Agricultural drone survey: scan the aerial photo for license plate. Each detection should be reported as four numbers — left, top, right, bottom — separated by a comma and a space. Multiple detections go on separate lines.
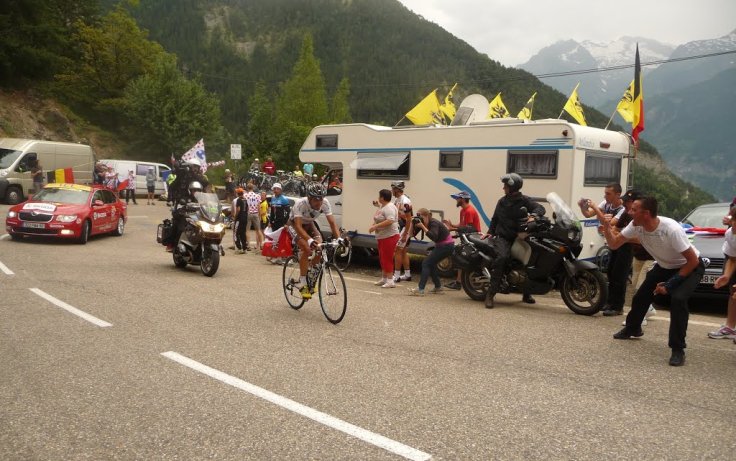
701, 274, 719, 284
23, 222, 46, 229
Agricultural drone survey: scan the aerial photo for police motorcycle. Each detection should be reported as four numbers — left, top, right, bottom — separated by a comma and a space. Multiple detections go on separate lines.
159, 188, 226, 277
451, 192, 607, 315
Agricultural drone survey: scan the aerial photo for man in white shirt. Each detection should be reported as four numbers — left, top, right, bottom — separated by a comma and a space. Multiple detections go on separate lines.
601, 196, 705, 366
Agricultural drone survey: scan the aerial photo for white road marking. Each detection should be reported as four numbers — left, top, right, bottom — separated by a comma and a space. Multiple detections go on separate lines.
359, 290, 383, 295
161, 351, 432, 461
29, 288, 112, 328
0, 234, 10, 241
343, 275, 377, 284
0, 260, 14, 275
125, 215, 149, 219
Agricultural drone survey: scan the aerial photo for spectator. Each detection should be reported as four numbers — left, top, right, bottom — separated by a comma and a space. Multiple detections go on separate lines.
303, 162, 314, 176
408, 209, 454, 296
224, 168, 235, 202
327, 170, 343, 195
229, 187, 244, 250
263, 157, 276, 176
602, 195, 705, 366
259, 190, 269, 231
125, 169, 137, 205
233, 188, 248, 254
104, 167, 118, 191
293, 164, 304, 177
145, 167, 156, 205
269, 183, 290, 231
244, 183, 263, 250
578, 182, 624, 223
621, 191, 657, 326
391, 181, 413, 283
708, 207, 736, 340
94, 161, 107, 185
249, 158, 260, 172
31, 158, 44, 192
443, 190, 482, 290
369, 189, 400, 288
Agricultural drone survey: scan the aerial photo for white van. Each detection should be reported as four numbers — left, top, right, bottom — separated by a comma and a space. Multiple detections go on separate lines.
99, 159, 171, 197
298, 118, 633, 262
0, 138, 96, 204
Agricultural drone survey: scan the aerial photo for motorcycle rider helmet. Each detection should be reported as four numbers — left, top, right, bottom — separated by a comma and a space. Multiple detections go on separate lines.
390, 180, 405, 191
501, 173, 523, 192
306, 182, 326, 199
188, 181, 203, 196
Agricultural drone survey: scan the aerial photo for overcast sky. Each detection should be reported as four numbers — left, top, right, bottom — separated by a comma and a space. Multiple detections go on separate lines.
396, 0, 736, 67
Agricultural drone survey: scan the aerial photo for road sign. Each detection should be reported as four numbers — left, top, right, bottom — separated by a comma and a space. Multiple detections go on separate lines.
230, 144, 242, 160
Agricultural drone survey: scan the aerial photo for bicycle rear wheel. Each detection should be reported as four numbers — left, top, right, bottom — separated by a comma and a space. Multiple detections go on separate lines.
318, 263, 347, 324
282, 256, 305, 309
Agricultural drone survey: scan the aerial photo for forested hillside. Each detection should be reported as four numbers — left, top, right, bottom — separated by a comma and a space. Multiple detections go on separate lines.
0, 0, 716, 217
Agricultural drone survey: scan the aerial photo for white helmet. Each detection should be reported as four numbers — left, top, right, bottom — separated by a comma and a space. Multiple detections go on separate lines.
188, 181, 203, 195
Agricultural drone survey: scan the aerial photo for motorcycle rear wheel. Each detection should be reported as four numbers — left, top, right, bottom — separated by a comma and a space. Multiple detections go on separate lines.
461, 268, 488, 301
560, 269, 607, 315
201, 248, 220, 276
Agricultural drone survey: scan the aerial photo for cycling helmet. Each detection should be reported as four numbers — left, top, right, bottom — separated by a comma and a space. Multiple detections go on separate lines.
501, 173, 523, 192
390, 180, 405, 190
188, 181, 203, 195
306, 182, 326, 199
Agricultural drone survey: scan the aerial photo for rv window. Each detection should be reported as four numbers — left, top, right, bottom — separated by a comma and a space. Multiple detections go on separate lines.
507, 150, 557, 178
584, 153, 621, 186
353, 152, 410, 179
439, 151, 463, 171
316, 135, 338, 149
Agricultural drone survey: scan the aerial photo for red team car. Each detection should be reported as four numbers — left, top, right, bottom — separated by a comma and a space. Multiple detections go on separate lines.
5, 183, 127, 244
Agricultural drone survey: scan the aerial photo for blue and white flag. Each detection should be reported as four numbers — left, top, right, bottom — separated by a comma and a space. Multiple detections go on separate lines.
181, 139, 207, 173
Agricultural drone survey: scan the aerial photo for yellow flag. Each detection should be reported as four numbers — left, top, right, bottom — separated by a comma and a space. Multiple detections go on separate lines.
406, 89, 443, 125
439, 83, 458, 122
488, 93, 511, 119
563, 84, 587, 126
517, 92, 537, 120
616, 80, 635, 124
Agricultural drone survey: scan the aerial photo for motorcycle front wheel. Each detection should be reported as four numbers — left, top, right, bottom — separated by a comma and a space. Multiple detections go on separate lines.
560, 269, 607, 315
201, 247, 220, 277
461, 267, 488, 301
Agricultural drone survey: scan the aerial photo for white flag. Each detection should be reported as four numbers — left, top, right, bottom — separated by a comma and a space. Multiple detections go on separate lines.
181, 139, 207, 172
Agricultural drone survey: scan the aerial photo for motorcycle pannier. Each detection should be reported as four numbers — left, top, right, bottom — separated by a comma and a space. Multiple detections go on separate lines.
157, 219, 173, 244
452, 242, 482, 269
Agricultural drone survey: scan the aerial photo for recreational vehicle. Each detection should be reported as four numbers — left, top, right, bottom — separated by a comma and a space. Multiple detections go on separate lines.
298, 118, 633, 262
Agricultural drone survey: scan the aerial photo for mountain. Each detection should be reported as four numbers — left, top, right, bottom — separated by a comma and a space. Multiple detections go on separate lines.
519, 37, 674, 107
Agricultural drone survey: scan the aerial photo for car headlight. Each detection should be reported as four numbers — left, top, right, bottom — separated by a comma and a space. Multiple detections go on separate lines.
198, 221, 225, 233
56, 215, 78, 223
7, 211, 17, 218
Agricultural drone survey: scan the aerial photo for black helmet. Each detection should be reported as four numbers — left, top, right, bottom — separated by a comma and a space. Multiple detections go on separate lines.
306, 182, 326, 199
390, 180, 405, 190
501, 173, 523, 192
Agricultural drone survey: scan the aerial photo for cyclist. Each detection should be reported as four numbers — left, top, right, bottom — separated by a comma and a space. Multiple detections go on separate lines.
288, 182, 341, 299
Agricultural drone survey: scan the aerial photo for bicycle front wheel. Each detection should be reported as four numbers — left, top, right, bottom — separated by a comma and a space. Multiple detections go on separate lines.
282, 256, 305, 310
318, 263, 347, 324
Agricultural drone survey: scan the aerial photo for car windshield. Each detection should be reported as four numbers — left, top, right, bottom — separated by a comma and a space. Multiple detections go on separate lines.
0, 148, 22, 169
682, 205, 729, 228
33, 187, 90, 205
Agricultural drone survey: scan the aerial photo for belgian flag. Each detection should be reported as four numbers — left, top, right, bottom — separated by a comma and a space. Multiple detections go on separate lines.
46, 168, 75, 184
631, 44, 645, 145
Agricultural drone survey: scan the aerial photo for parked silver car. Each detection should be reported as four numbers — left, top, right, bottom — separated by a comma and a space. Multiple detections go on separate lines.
680, 202, 731, 298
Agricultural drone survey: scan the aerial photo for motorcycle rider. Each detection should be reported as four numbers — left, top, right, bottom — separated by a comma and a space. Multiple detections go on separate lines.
483, 173, 546, 308
165, 159, 209, 252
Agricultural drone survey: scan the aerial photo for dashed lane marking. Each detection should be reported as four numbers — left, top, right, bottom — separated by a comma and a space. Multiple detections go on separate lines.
0, 259, 14, 275
0, 234, 10, 241
161, 351, 432, 461
29, 288, 112, 328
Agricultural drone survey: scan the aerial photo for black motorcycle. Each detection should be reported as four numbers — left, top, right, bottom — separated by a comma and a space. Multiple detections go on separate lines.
451, 192, 608, 315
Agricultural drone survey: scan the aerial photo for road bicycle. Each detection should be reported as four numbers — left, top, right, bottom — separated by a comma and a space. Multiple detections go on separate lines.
282, 240, 347, 324
330, 228, 353, 271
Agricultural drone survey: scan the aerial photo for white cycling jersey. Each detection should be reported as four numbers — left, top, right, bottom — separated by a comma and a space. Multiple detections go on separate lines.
289, 197, 332, 225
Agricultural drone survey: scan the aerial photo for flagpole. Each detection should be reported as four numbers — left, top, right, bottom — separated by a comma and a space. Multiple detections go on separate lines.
559, 83, 579, 119
394, 115, 407, 127
604, 106, 617, 130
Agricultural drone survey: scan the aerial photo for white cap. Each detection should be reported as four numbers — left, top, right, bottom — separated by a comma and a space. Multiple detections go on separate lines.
225, 168, 230, 172
272, 183, 282, 190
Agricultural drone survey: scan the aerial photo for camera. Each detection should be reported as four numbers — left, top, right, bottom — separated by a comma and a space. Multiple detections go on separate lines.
411, 214, 422, 226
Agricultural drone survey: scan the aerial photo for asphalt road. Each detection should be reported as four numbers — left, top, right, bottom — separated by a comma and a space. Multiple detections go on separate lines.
1, 202, 735, 460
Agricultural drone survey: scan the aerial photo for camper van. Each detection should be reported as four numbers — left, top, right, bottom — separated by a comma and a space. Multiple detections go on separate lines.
0, 138, 96, 204
99, 159, 171, 197
298, 118, 633, 262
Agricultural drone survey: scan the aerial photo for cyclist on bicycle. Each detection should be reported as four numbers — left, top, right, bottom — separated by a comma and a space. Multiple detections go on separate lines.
288, 182, 341, 299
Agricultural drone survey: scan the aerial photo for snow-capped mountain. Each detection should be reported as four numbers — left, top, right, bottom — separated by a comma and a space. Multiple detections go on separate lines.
519, 37, 674, 107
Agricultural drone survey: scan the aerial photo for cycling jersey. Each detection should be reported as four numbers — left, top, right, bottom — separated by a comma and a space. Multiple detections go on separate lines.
289, 197, 332, 224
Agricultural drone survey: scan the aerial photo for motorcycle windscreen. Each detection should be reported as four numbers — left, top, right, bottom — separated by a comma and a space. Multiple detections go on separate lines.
194, 192, 222, 222
546, 192, 579, 230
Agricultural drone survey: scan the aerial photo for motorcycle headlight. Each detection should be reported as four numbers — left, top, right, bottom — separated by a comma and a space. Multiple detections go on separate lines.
7, 211, 17, 218
56, 215, 78, 223
198, 221, 225, 233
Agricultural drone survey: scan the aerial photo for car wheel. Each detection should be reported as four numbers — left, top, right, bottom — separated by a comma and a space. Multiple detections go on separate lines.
5, 186, 23, 205
78, 220, 91, 244
112, 217, 125, 236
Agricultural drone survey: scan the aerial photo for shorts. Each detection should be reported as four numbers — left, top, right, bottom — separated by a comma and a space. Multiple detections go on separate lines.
247, 213, 260, 230
147, 185, 155, 193
289, 222, 322, 242
226, 182, 235, 192
395, 228, 410, 249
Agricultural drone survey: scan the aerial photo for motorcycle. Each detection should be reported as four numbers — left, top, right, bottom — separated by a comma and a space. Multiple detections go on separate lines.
161, 192, 226, 277
451, 192, 608, 315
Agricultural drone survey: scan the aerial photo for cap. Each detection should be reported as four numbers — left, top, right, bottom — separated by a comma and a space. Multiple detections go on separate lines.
254, 158, 259, 161
450, 191, 471, 200
272, 182, 282, 190
621, 189, 642, 202
225, 168, 230, 172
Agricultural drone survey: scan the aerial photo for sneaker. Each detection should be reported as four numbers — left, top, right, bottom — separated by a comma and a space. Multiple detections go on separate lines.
445, 281, 461, 290
400, 274, 412, 282
646, 305, 657, 319
602, 308, 623, 316
429, 286, 444, 294
374, 279, 388, 286
299, 285, 312, 299
613, 326, 644, 339
708, 325, 736, 339
393, 276, 401, 283
381, 280, 396, 288
408, 288, 425, 296
236, 249, 245, 254
669, 349, 685, 367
